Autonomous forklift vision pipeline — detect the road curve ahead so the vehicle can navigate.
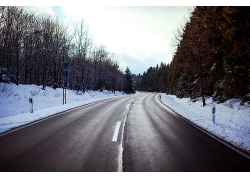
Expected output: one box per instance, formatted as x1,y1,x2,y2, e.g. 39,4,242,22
0,93,249,172
123,93,250,171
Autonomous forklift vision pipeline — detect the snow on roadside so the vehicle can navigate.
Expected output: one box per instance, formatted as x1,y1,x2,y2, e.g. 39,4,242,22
1,82,249,154
160,94,250,153
0,83,126,134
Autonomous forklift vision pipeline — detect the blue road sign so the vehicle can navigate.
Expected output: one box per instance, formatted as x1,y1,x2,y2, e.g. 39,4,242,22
63,70,68,77
62,70,69,81
62,61,70,69
62,81,69,88
62,62,70,89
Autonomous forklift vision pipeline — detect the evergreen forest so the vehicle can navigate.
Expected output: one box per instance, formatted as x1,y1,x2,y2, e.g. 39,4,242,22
135,6,250,105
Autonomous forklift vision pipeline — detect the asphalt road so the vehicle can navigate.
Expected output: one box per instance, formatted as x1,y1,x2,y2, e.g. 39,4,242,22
0,93,249,172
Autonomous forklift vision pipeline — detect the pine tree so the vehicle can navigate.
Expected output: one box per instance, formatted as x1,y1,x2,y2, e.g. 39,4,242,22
123,67,135,94
165,6,250,104
220,7,250,101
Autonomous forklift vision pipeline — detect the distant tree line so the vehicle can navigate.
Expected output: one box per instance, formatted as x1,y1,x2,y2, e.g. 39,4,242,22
135,62,169,92
136,7,250,105
0,6,133,93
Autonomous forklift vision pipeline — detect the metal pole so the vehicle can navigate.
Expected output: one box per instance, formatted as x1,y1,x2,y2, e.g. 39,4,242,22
63,88,65,105
63,88,66,105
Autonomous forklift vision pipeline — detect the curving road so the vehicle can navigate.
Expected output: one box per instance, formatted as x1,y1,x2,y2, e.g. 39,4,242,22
0,93,249,172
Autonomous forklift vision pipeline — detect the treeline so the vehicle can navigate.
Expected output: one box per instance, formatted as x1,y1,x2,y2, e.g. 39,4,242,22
0,6,125,92
137,7,250,105
135,62,169,92
169,6,250,106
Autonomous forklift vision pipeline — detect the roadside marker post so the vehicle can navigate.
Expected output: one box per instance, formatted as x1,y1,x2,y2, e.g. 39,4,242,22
212,103,216,124
29,97,33,113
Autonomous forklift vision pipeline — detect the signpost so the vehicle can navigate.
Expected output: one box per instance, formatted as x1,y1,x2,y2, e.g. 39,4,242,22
62,61,70,105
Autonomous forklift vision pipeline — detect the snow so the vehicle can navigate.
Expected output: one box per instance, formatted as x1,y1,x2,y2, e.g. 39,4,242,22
160,94,250,153
0,83,127,134
1,82,249,154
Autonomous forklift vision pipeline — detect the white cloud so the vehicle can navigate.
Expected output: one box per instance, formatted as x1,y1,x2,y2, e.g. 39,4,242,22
23,6,192,74
59,6,192,73
24,6,56,17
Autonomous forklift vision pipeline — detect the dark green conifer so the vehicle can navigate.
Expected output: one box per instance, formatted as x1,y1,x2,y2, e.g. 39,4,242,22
123,67,135,94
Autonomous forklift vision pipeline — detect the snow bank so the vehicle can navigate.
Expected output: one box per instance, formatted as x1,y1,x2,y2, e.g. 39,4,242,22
0,83,126,133
160,94,250,153
1,82,249,154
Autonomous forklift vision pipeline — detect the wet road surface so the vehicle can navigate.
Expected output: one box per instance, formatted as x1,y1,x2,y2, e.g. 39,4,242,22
0,93,249,171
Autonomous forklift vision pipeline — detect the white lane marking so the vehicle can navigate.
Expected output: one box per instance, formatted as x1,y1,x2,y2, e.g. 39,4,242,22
116,96,141,171
112,121,121,142
117,102,132,172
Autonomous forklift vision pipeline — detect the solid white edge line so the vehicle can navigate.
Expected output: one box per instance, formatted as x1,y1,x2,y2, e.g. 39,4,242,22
157,94,250,160
112,121,121,142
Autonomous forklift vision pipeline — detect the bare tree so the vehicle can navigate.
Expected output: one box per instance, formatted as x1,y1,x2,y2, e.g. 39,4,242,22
72,19,91,91
0,6,124,93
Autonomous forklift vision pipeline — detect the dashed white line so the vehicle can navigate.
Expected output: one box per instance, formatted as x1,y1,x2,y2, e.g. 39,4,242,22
114,97,140,171
117,102,133,172
112,121,121,142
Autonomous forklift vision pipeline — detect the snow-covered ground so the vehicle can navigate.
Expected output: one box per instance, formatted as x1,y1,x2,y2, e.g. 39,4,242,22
0,83,127,134
160,94,250,153
1,82,249,154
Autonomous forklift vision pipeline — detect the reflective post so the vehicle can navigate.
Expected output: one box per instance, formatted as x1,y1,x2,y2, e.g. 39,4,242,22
212,103,216,124
29,97,33,113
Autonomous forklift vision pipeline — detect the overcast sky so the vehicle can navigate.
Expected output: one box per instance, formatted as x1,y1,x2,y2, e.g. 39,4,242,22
22,3,193,74
60,6,193,74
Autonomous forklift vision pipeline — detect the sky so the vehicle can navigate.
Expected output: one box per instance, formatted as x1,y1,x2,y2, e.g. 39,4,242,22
59,6,193,74
8,1,194,74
